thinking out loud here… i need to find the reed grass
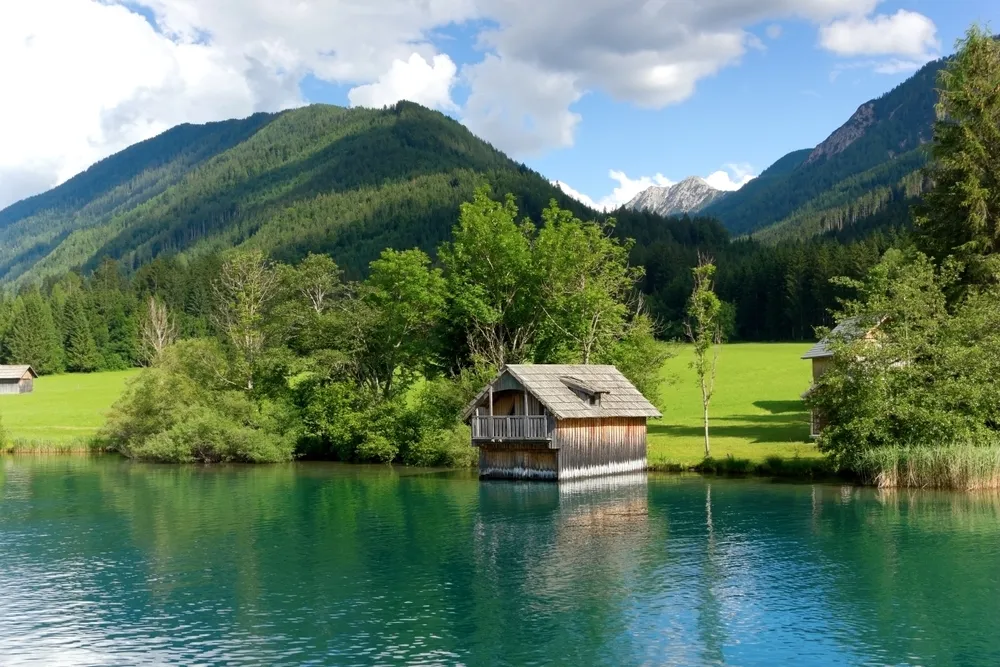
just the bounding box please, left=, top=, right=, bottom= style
left=2, top=437, right=104, bottom=454
left=856, top=445, right=1000, bottom=490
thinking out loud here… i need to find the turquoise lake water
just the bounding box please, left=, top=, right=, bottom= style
left=1, top=456, right=999, bottom=666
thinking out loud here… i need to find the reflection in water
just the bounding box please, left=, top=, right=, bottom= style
left=1, top=458, right=999, bottom=666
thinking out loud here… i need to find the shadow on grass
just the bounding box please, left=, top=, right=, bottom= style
left=753, top=400, right=806, bottom=414
left=650, top=411, right=810, bottom=444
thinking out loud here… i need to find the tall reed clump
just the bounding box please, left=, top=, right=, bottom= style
left=856, top=445, right=1000, bottom=490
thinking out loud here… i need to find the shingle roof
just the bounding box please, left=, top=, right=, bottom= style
left=0, top=365, right=36, bottom=380
left=801, top=316, right=870, bottom=360
left=462, top=364, right=662, bottom=421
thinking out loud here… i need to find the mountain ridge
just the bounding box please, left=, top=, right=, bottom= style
left=0, top=101, right=692, bottom=288
left=703, top=55, right=945, bottom=239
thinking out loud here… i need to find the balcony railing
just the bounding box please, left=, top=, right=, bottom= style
left=472, top=415, right=549, bottom=441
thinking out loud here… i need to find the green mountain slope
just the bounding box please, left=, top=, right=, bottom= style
left=705, top=57, right=945, bottom=238
left=0, top=113, right=276, bottom=281
left=0, top=102, right=588, bottom=285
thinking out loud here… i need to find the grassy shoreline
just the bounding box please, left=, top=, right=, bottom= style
left=4, top=352, right=997, bottom=489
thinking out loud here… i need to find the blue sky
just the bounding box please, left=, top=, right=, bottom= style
left=3, top=0, right=1000, bottom=211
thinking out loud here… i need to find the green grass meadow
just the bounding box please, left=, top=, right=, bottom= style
left=649, top=343, right=823, bottom=469
left=0, top=370, right=138, bottom=450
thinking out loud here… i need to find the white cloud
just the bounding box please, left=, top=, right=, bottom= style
left=461, top=0, right=884, bottom=154
left=463, top=55, right=582, bottom=156
left=348, top=53, right=458, bottom=110
left=557, top=165, right=753, bottom=212
left=0, top=0, right=299, bottom=208
left=766, top=24, right=783, bottom=39
left=705, top=169, right=753, bottom=191
left=819, top=9, right=939, bottom=59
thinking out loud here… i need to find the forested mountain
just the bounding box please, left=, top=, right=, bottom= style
left=0, top=102, right=602, bottom=285
left=704, top=57, right=946, bottom=239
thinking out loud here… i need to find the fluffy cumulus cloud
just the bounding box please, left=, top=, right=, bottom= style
left=819, top=9, right=939, bottom=59
left=0, top=0, right=300, bottom=208
left=348, top=54, right=458, bottom=111
left=1, top=0, right=940, bottom=209
left=463, top=55, right=582, bottom=156
left=705, top=163, right=756, bottom=191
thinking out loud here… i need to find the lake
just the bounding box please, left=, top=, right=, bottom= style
left=1, top=457, right=998, bottom=666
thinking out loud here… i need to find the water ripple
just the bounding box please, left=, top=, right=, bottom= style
left=1, top=459, right=999, bottom=665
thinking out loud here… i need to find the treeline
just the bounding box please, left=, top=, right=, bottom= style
left=0, top=255, right=222, bottom=374
left=0, top=205, right=910, bottom=379
left=618, top=212, right=905, bottom=341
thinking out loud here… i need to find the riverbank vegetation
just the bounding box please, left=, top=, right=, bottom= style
left=807, top=26, right=1000, bottom=489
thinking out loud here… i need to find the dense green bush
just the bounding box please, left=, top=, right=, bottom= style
left=98, top=340, right=296, bottom=463
left=808, top=249, right=1000, bottom=470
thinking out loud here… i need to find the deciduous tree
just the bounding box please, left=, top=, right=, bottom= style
left=686, top=255, right=723, bottom=459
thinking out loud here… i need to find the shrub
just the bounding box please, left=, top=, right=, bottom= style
left=98, top=340, right=296, bottom=463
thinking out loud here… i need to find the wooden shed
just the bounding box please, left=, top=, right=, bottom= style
left=0, top=365, right=37, bottom=395
left=801, top=316, right=881, bottom=437
left=462, top=364, right=662, bottom=481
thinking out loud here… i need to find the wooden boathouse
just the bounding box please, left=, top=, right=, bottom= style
left=0, top=365, right=37, bottom=395
left=462, top=364, right=661, bottom=481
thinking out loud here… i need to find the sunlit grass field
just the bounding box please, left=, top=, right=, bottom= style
left=0, top=370, right=138, bottom=449
left=649, top=343, right=823, bottom=468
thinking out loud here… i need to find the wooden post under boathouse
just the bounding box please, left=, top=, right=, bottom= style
left=0, top=365, right=37, bottom=395
left=462, top=364, right=662, bottom=481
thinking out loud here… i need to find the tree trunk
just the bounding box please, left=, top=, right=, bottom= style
left=703, top=404, right=711, bottom=459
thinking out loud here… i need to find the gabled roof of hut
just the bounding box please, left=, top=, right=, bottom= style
left=0, top=365, right=37, bottom=379
left=801, top=316, right=883, bottom=360
left=462, top=364, right=662, bottom=421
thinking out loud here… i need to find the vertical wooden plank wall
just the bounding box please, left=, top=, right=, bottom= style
left=555, top=418, right=647, bottom=480
left=479, top=443, right=559, bottom=480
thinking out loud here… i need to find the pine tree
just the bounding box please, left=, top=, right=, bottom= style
left=63, top=293, right=101, bottom=373
left=4, top=290, right=63, bottom=374
left=915, top=24, right=1000, bottom=286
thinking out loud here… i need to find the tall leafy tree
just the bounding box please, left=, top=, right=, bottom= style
left=352, top=249, right=446, bottom=399
left=534, top=203, right=644, bottom=364
left=440, top=187, right=539, bottom=368
left=212, top=250, right=279, bottom=391
left=916, top=24, right=1000, bottom=286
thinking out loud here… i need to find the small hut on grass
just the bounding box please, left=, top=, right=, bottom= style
left=802, top=316, right=882, bottom=437
left=462, top=364, right=661, bottom=481
left=0, top=365, right=37, bottom=395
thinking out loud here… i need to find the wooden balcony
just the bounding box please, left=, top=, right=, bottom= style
left=472, top=415, right=550, bottom=442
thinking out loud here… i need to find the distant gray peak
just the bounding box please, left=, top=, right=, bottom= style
left=625, top=176, right=727, bottom=217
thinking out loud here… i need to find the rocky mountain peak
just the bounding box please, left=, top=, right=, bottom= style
left=804, top=102, right=877, bottom=165
left=625, top=176, right=727, bottom=217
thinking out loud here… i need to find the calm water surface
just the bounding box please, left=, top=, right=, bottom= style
left=1, top=456, right=999, bottom=666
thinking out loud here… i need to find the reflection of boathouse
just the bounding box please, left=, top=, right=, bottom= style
left=462, top=364, right=661, bottom=481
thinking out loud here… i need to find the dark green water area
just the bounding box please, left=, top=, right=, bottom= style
left=1, top=456, right=998, bottom=666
